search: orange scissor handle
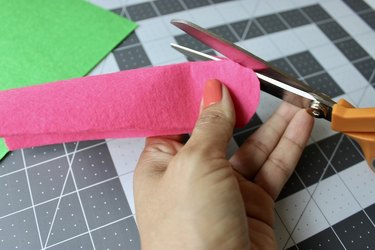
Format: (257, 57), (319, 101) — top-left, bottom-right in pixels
(332, 99), (375, 171)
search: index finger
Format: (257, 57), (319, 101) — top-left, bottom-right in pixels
(254, 109), (314, 200)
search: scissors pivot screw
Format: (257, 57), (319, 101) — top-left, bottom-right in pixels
(307, 101), (327, 119)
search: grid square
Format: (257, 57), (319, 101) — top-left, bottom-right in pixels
(72, 143), (118, 189)
(310, 43), (350, 70)
(243, 0), (274, 17)
(48, 234), (94, 250)
(65, 142), (78, 154)
(360, 11), (375, 29)
(23, 144), (66, 167)
(174, 33), (211, 52)
(88, 53), (120, 76)
(329, 64), (369, 92)
(119, 172), (136, 214)
(317, 133), (342, 160)
(304, 72), (344, 98)
(330, 135), (364, 172)
(135, 18), (171, 42)
(189, 5), (226, 27)
(294, 24), (331, 48)
(113, 45), (152, 70)
(335, 38), (370, 61)
(79, 178), (132, 230)
(270, 57), (300, 78)
(287, 51), (324, 77)
(35, 198), (58, 246)
(340, 161), (375, 208)
(92, 217), (140, 249)
(77, 140), (105, 151)
(0, 150), (23, 176)
(244, 20), (265, 39)
(277, 172), (305, 201)
(263, 0), (295, 12)
(356, 32), (375, 58)
(279, 9), (311, 28)
(115, 31), (140, 49)
(216, 1), (252, 23)
(212, 0), (233, 3)
(365, 203), (375, 223)
(270, 30), (306, 56)
(229, 19), (265, 40)
(318, 20), (350, 41)
(0, 170), (32, 217)
(126, 2), (157, 21)
(291, 200), (330, 244)
(230, 20), (250, 39)
(354, 58), (375, 83)
(153, 0), (185, 15)
(358, 85), (375, 107)
(0, 208), (41, 249)
(333, 211), (375, 249)
(275, 189), (310, 232)
(143, 37), (183, 66)
(302, 4), (332, 23)
(111, 7), (127, 18)
(27, 157), (70, 204)
(182, 0), (210, 9)
(62, 172), (76, 195)
(255, 14), (288, 34)
(297, 228), (344, 249)
(274, 214), (292, 249)
(336, 15), (372, 37)
(46, 193), (88, 246)
(295, 143), (330, 187)
(343, 0), (371, 12)
(238, 36), (282, 61)
(320, 1), (354, 19)
(312, 174), (361, 225)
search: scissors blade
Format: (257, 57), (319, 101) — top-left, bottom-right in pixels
(171, 43), (317, 101)
(171, 19), (336, 121)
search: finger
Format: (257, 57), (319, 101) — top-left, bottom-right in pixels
(254, 109), (314, 200)
(185, 79), (235, 158)
(230, 102), (301, 179)
(234, 172), (274, 228)
(135, 135), (184, 179)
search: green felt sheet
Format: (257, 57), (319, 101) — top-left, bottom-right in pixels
(0, 0), (137, 159)
(0, 139), (7, 160)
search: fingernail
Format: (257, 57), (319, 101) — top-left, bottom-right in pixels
(203, 79), (222, 108)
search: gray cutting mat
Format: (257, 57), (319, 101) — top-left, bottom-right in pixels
(1, 0), (375, 249)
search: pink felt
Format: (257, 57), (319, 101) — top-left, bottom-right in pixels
(0, 60), (260, 150)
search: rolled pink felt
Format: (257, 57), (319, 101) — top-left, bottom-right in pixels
(0, 60), (260, 150)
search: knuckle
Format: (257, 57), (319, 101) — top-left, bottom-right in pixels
(249, 139), (271, 157)
(268, 157), (291, 180)
(196, 109), (233, 131)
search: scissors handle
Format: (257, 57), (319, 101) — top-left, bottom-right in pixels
(332, 99), (375, 171)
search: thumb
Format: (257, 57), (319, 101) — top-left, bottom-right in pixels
(185, 79), (236, 158)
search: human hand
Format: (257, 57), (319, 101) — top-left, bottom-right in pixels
(134, 79), (314, 250)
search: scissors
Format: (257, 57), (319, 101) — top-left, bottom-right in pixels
(170, 19), (375, 171)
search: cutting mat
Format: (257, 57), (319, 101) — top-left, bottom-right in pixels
(0, 0), (374, 249)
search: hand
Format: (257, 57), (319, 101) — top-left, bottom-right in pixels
(134, 79), (314, 250)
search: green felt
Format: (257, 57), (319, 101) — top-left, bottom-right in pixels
(0, 140), (8, 160)
(0, 0), (137, 159)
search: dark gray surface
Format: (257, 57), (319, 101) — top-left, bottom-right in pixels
(0, 0), (374, 249)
